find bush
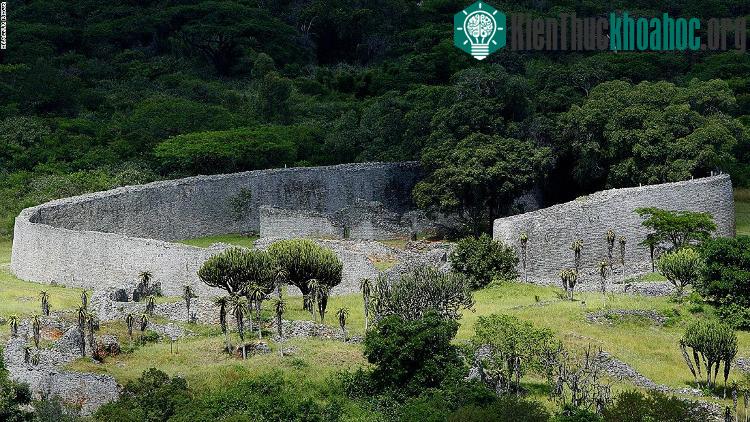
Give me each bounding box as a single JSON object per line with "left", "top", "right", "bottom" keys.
{"left": 656, "top": 248, "right": 704, "bottom": 296}
{"left": 370, "top": 267, "right": 474, "bottom": 322}
{"left": 448, "top": 395, "right": 550, "bottom": 422}
{"left": 94, "top": 368, "right": 192, "bottom": 422}
{"left": 602, "top": 390, "right": 711, "bottom": 422}
{"left": 451, "top": 234, "right": 518, "bottom": 288}
{"left": 697, "top": 236, "right": 750, "bottom": 328}
{"left": 363, "top": 312, "right": 462, "bottom": 395}
{"left": 471, "top": 313, "right": 557, "bottom": 394}
{"left": 0, "top": 348, "right": 32, "bottom": 421}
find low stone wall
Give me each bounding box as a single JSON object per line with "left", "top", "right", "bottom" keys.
{"left": 493, "top": 175, "right": 735, "bottom": 286}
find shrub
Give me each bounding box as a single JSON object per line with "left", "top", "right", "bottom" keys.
{"left": 94, "top": 368, "right": 192, "bottom": 422}
{"left": 0, "top": 348, "right": 32, "bottom": 421}
{"left": 602, "top": 390, "right": 711, "bottom": 422}
{"left": 472, "top": 314, "right": 557, "bottom": 394}
{"left": 370, "top": 267, "right": 474, "bottom": 322}
{"left": 697, "top": 236, "right": 750, "bottom": 328}
{"left": 656, "top": 248, "right": 704, "bottom": 296}
{"left": 450, "top": 234, "right": 518, "bottom": 288}
{"left": 363, "top": 312, "right": 462, "bottom": 395}
{"left": 448, "top": 395, "right": 550, "bottom": 422}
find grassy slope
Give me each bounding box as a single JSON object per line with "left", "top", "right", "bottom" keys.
{"left": 0, "top": 240, "right": 85, "bottom": 324}
{"left": 736, "top": 189, "right": 750, "bottom": 236}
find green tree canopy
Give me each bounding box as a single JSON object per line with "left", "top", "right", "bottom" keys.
{"left": 197, "top": 247, "right": 277, "bottom": 295}
{"left": 636, "top": 207, "right": 717, "bottom": 251}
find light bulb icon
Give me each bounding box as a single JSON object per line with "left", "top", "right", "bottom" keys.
{"left": 454, "top": 2, "right": 505, "bottom": 60}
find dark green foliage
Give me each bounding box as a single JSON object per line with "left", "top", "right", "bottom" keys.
{"left": 155, "top": 125, "right": 321, "bottom": 175}
{"left": 95, "top": 368, "right": 192, "bottom": 422}
{"left": 414, "top": 133, "right": 551, "bottom": 234}
{"left": 32, "top": 396, "right": 82, "bottom": 422}
{"left": 448, "top": 395, "right": 550, "bottom": 422}
{"left": 636, "top": 207, "right": 717, "bottom": 251}
{"left": 680, "top": 320, "right": 737, "bottom": 389}
{"left": 601, "top": 390, "right": 711, "bottom": 422}
{"left": 198, "top": 247, "right": 277, "bottom": 295}
{"left": 363, "top": 312, "right": 462, "bottom": 395}
{"left": 0, "top": 348, "right": 32, "bottom": 421}
{"left": 268, "top": 239, "right": 343, "bottom": 308}
{"left": 697, "top": 236, "right": 750, "bottom": 328}
{"left": 167, "top": 372, "right": 341, "bottom": 422}
{"left": 451, "top": 234, "right": 518, "bottom": 288}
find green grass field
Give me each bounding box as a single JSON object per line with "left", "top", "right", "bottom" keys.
{"left": 736, "top": 189, "right": 750, "bottom": 236}
{"left": 178, "top": 233, "right": 259, "bottom": 248}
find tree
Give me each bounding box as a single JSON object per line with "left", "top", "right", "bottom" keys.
{"left": 32, "top": 315, "right": 41, "bottom": 349}
{"left": 125, "top": 313, "right": 135, "bottom": 342}
{"left": 273, "top": 299, "right": 285, "bottom": 340}
{"left": 559, "top": 269, "right": 579, "bottom": 301}
{"left": 414, "top": 133, "right": 551, "bottom": 234}
{"left": 214, "top": 296, "right": 231, "bottom": 353}
{"left": 680, "top": 320, "right": 737, "bottom": 394}
{"left": 371, "top": 267, "right": 474, "bottom": 322}
{"left": 40, "top": 291, "right": 50, "bottom": 316}
{"left": 450, "top": 234, "right": 519, "bottom": 289}
{"left": 519, "top": 232, "right": 529, "bottom": 283}
{"left": 598, "top": 261, "right": 608, "bottom": 307}
{"left": 337, "top": 308, "right": 349, "bottom": 340}
{"left": 363, "top": 312, "right": 461, "bottom": 395}
{"left": 146, "top": 295, "right": 156, "bottom": 315}
{"left": 268, "top": 239, "right": 342, "bottom": 312}
{"left": 636, "top": 208, "right": 717, "bottom": 251}
{"left": 606, "top": 229, "right": 616, "bottom": 271}
{"left": 8, "top": 315, "right": 18, "bottom": 337}
{"left": 183, "top": 286, "right": 196, "bottom": 323}
{"left": 139, "top": 314, "right": 149, "bottom": 345}
{"left": 77, "top": 307, "right": 86, "bottom": 356}
{"left": 697, "top": 236, "right": 750, "bottom": 328}
{"left": 657, "top": 248, "right": 704, "bottom": 296}
{"left": 472, "top": 313, "right": 557, "bottom": 394}
{"left": 360, "top": 278, "right": 372, "bottom": 332}
{"left": 81, "top": 290, "right": 88, "bottom": 310}
{"left": 246, "top": 284, "right": 267, "bottom": 339}
{"left": 571, "top": 240, "right": 583, "bottom": 274}
{"left": 231, "top": 295, "right": 248, "bottom": 359}
{"left": 316, "top": 284, "right": 330, "bottom": 324}
{"left": 557, "top": 79, "right": 745, "bottom": 191}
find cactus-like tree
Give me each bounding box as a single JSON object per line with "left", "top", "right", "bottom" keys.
{"left": 183, "top": 285, "right": 196, "bottom": 323}
{"left": 273, "top": 299, "right": 285, "bottom": 339}
{"left": 125, "top": 313, "right": 135, "bottom": 341}
{"left": 316, "top": 285, "right": 330, "bottom": 323}
{"left": 32, "top": 315, "right": 41, "bottom": 348}
{"left": 618, "top": 236, "right": 626, "bottom": 266}
{"left": 598, "top": 261, "right": 608, "bottom": 308}
{"left": 606, "top": 230, "right": 616, "bottom": 271}
{"left": 77, "top": 306, "right": 87, "bottom": 356}
{"left": 146, "top": 295, "right": 156, "bottom": 315}
{"left": 519, "top": 232, "right": 529, "bottom": 283}
{"left": 307, "top": 279, "right": 320, "bottom": 320}
{"left": 8, "top": 314, "right": 18, "bottom": 336}
{"left": 81, "top": 290, "right": 88, "bottom": 310}
{"left": 213, "top": 296, "right": 231, "bottom": 353}
{"left": 231, "top": 295, "right": 248, "bottom": 359}
{"left": 247, "top": 284, "right": 266, "bottom": 339}
{"left": 571, "top": 239, "right": 583, "bottom": 275}
{"left": 139, "top": 314, "right": 149, "bottom": 344}
{"left": 337, "top": 308, "right": 349, "bottom": 340}
{"left": 559, "top": 269, "right": 578, "bottom": 301}
{"left": 360, "top": 278, "right": 372, "bottom": 331}
{"left": 40, "top": 291, "right": 50, "bottom": 316}
{"left": 86, "top": 313, "right": 95, "bottom": 355}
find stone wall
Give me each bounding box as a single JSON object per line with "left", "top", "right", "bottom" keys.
{"left": 11, "top": 163, "right": 423, "bottom": 296}
{"left": 493, "top": 175, "right": 735, "bottom": 286}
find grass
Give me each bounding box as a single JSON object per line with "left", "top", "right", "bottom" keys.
{"left": 178, "top": 233, "right": 259, "bottom": 249}
{"left": 736, "top": 189, "right": 750, "bottom": 236}
{"left": 0, "top": 239, "right": 86, "bottom": 323}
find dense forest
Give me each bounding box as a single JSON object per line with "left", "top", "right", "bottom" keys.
{"left": 1, "top": 0, "right": 750, "bottom": 236}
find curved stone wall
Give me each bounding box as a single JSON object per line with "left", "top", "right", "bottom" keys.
{"left": 493, "top": 175, "right": 735, "bottom": 286}
{"left": 11, "top": 162, "right": 423, "bottom": 296}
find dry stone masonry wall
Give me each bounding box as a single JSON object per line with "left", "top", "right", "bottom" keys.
{"left": 493, "top": 175, "right": 735, "bottom": 286}
{"left": 11, "top": 162, "right": 423, "bottom": 296}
